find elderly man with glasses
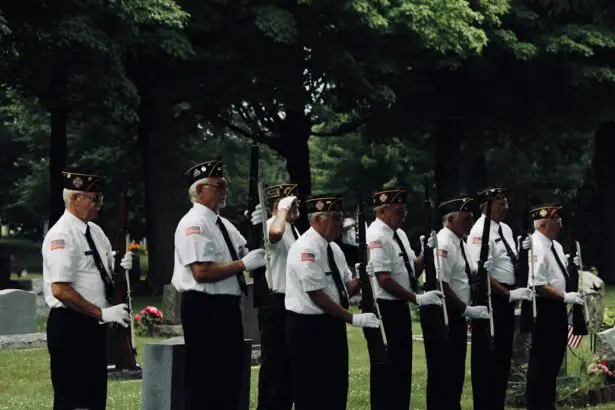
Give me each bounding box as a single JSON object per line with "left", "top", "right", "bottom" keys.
{"left": 364, "top": 188, "right": 442, "bottom": 410}
{"left": 171, "top": 159, "right": 266, "bottom": 410}
{"left": 43, "top": 169, "right": 133, "bottom": 410}
{"left": 285, "top": 194, "right": 380, "bottom": 410}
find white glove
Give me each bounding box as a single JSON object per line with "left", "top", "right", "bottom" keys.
{"left": 354, "top": 263, "right": 376, "bottom": 278}
{"left": 278, "top": 196, "right": 297, "bottom": 211}
{"left": 416, "top": 290, "right": 444, "bottom": 306}
{"left": 464, "top": 305, "right": 490, "bottom": 319}
{"left": 563, "top": 292, "right": 584, "bottom": 305}
{"left": 483, "top": 255, "right": 493, "bottom": 272}
{"left": 101, "top": 303, "right": 130, "bottom": 328}
{"left": 573, "top": 255, "right": 580, "bottom": 268}
{"left": 351, "top": 313, "right": 380, "bottom": 328}
{"left": 509, "top": 287, "right": 533, "bottom": 302}
{"left": 241, "top": 248, "right": 266, "bottom": 271}
{"left": 521, "top": 236, "right": 532, "bottom": 250}
{"left": 250, "top": 204, "right": 263, "bottom": 226}
{"left": 120, "top": 251, "right": 133, "bottom": 270}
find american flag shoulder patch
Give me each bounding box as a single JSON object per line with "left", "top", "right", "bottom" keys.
{"left": 472, "top": 236, "right": 481, "bottom": 244}
{"left": 369, "top": 240, "right": 383, "bottom": 249}
{"left": 50, "top": 239, "right": 66, "bottom": 250}
{"left": 185, "top": 226, "right": 201, "bottom": 236}
{"left": 301, "top": 252, "right": 316, "bottom": 262}
{"left": 437, "top": 249, "right": 448, "bottom": 257}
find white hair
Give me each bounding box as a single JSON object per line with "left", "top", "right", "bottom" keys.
{"left": 442, "top": 211, "right": 459, "bottom": 228}
{"left": 63, "top": 189, "right": 79, "bottom": 208}
{"left": 534, "top": 219, "right": 548, "bottom": 229}
{"left": 308, "top": 211, "right": 341, "bottom": 224}
{"left": 188, "top": 177, "right": 211, "bottom": 203}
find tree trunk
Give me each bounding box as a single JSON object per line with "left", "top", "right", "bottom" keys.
{"left": 594, "top": 122, "right": 615, "bottom": 284}
{"left": 434, "top": 123, "right": 461, "bottom": 206}
{"left": 137, "top": 76, "right": 183, "bottom": 293}
{"left": 48, "top": 105, "right": 69, "bottom": 226}
{"left": 278, "top": 109, "right": 312, "bottom": 233}
{"left": 461, "top": 136, "right": 487, "bottom": 195}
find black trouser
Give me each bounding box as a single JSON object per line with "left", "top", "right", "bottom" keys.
{"left": 525, "top": 299, "right": 568, "bottom": 410}
{"left": 471, "top": 307, "right": 492, "bottom": 410}
{"left": 368, "top": 299, "right": 412, "bottom": 410}
{"left": 488, "top": 287, "right": 516, "bottom": 410}
{"left": 286, "top": 311, "right": 348, "bottom": 410}
{"left": 421, "top": 301, "right": 468, "bottom": 410}
{"left": 181, "top": 291, "right": 244, "bottom": 410}
{"left": 47, "top": 307, "right": 107, "bottom": 410}
{"left": 257, "top": 293, "right": 293, "bottom": 410}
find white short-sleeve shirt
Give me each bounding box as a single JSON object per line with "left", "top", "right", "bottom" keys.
{"left": 366, "top": 218, "right": 416, "bottom": 300}
{"left": 527, "top": 231, "right": 568, "bottom": 293}
{"left": 265, "top": 217, "right": 299, "bottom": 294}
{"left": 285, "top": 227, "right": 351, "bottom": 315}
{"left": 467, "top": 215, "right": 517, "bottom": 285}
{"left": 435, "top": 227, "right": 475, "bottom": 305}
{"left": 42, "top": 210, "right": 114, "bottom": 309}
{"left": 171, "top": 202, "right": 247, "bottom": 295}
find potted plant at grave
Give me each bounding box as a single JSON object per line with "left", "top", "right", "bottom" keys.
{"left": 134, "top": 306, "right": 163, "bottom": 337}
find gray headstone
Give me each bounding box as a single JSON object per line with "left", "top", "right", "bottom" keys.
{"left": 141, "top": 337, "right": 252, "bottom": 410}
{"left": 32, "top": 278, "right": 50, "bottom": 319}
{"left": 0, "top": 289, "right": 37, "bottom": 335}
{"left": 161, "top": 285, "right": 182, "bottom": 325}
{"left": 241, "top": 279, "right": 260, "bottom": 345}
{"left": 596, "top": 328, "right": 615, "bottom": 359}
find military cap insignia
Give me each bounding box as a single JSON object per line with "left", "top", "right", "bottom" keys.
{"left": 73, "top": 177, "right": 83, "bottom": 189}
{"left": 305, "top": 194, "right": 344, "bottom": 213}
{"left": 316, "top": 201, "right": 325, "bottom": 211}
{"left": 184, "top": 159, "right": 225, "bottom": 186}
{"left": 265, "top": 183, "right": 299, "bottom": 203}
{"left": 438, "top": 196, "right": 474, "bottom": 217}
{"left": 62, "top": 169, "right": 105, "bottom": 192}
{"left": 373, "top": 188, "right": 408, "bottom": 206}
{"left": 530, "top": 203, "right": 562, "bottom": 220}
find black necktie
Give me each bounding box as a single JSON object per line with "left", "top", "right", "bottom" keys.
{"left": 326, "top": 244, "right": 349, "bottom": 309}
{"left": 393, "top": 231, "right": 417, "bottom": 292}
{"left": 459, "top": 239, "right": 477, "bottom": 298}
{"left": 498, "top": 225, "right": 519, "bottom": 269}
{"left": 84, "top": 225, "right": 114, "bottom": 303}
{"left": 216, "top": 217, "right": 248, "bottom": 295}
{"left": 290, "top": 223, "right": 299, "bottom": 240}
{"left": 551, "top": 243, "right": 570, "bottom": 291}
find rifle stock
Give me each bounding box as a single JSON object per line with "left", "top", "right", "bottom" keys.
{"left": 356, "top": 195, "right": 387, "bottom": 364}
{"left": 568, "top": 212, "right": 589, "bottom": 336}
{"left": 111, "top": 171, "right": 137, "bottom": 370}
{"left": 420, "top": 177, "right": 449, "bottom": 340}
{"left": 518, "top": 190, "right": 535, "bottom": 333}
{"left": 248, "top": 141, "right": 270, "bottom": 307}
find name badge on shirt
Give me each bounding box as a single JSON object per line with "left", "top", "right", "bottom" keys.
{"left": 495, "top": 238, "right": 502, "bottom": 243}
{"left": 325, "top": 271, "right": 332, "bottom": 276}
{"left": 85, "top": 250, "right": 93, "bottom": 256}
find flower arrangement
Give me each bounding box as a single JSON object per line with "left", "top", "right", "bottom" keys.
{"left": 134, "top": 306, "right": 163, "bottom": 336}
{"left": 588, "top": 354, "right": 614, "bottom": 378}
{"left": 128, "top": 241, "right": 148, "bottom": 256}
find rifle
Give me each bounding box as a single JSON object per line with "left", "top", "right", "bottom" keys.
{"left": 475, "top": 195, "right": 494, "bottom": 340}
{"left": 568, "top": 210, "right": 589, "bottom": 336}
{"left": 248, "top": 141, "right": 271, "bottom": 308}
{"left": 111, "top": 170, "right": 137, "bottom": 370}
{"left": 420, "top": 177, "right": 449, "bottom": 338}
{"left": 356, "top": 194, "right": 388, "bottom": 364}
{"left": 517, "top": 190, "right": 535, "bottom": 332}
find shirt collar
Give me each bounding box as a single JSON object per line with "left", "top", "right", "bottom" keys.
{"left": 193, "top": 202, "right": 218, "bottom": 223}
{"left": 477, "top": 214, "right": 500, "bottom": 232}
{"left": 63, "top": 209, "right": 89, "bottom": 234}
{"left": 374, "top": 217, "right": 396, "bottom": 237}
{"left": 444, "top": 226, "right": 464, "bottom": 244}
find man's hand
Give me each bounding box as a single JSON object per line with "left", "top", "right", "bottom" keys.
{"left": 101, "top": 303, "right": 130, "bottom": 327}
{"left": 355, "top": 263, "right": 375, "bottom": 278}
{"left": 484, "top": 255, "right": 494, "bottom": 272}
{"left": 509, "top": 287, "right": 533, "bottom": 302}
{"left": 563, "top": 292, "right": 584, "bottom": 305}
{"left": 249, "top": 204, "right": 264, "bottom": 226}
{"left": 520, "top": 236, "right": 532, "bottom": 250}
{"left": 278, "top": 196, "right": 297, "bottom": 211}
{"left": 241, "top": 249, "right": 266, "bottom": 271}
{"left": 351, "top": 313, "right": 380, "bottom": 328}
{"left": 416, "top": 290, "right": 444, "bottom": 306}
{"left": 120, "top": 251, "right": 133, "bottom": 270}
{"left": 463, "top": 305, "right": 490, "bottom": 319}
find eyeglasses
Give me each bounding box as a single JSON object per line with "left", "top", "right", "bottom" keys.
{"left": 78, "top": 193, "right": 103, "bottom": 205}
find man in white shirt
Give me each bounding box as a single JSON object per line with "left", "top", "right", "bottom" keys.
{"left": 43, "top": 169, "right": 133, "bottom": 410}
{"left": 365, "top": 187, "right": 442, "bottom": 410}
{"left": 285, "top": 194, "right": 380, "bottom": 410}
{"left": 525, "top": 204, "right": 584, "bottom": 410}
{"left": 254, "top": 183, "right": 301, "bottom": 410}
{"left": 466, "top": 187, "right": 533, "bottom": 410}
{"left": 171, "top": 159, "right": 266, "bottom": 410}
{"left": 423, "top": 195, "right": 492, "bottom": 410}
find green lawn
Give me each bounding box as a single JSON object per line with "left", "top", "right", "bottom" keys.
{"left": 2, "top": 237, "right": 615, "bottom": 408}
